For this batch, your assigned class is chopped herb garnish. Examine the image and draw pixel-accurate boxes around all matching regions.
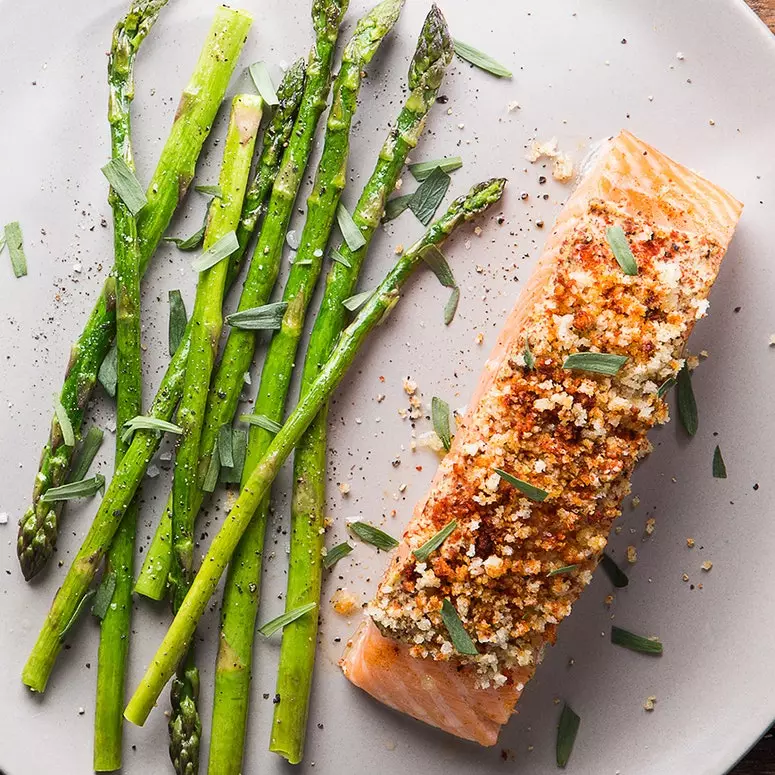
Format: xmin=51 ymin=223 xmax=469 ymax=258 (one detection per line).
xmin=194 ymin=184 xmax=222 ymax=198
xmin=226 ymin=301 xmax=288 ymax=330
xmin=611 ymin=625 xmax=663 ymax=655
xmin=59 ymin=589 xmax=97 ymax=643
xmin=220 ymin=428 xmax=247 ymax=484
xmin=101 ymin=157 xmax=147 ymax=215
xmin=409 ymin=166 xmax=450 ymax=225
xmin=40 ymin=474 xmax=105 ymax=503
xmin=494 ymin=468 xmax=548 ymax=502
xmin=563 ymin=352 xmax=628 ymax=376
xmin=168 ymin=289 xmax=188 ymax=356
xmin=330 ymin=247 xmax=352 ymax=268
xmin=422 ymin=245 xmax=460 ymax=325
xmin=337 ymin=202 xmax=366 ymax=250
xmin=440 ymin=599 xmax=479 ymax=655
xmin=54 ymin=396 xmax=75 ymax=447
xmin=444 ymin=286 xmax=461 ymax=326
xmin=677 ymin=364 xmax=698 ymax=436
xmin=342 ymin=289 xmax=373 ymax=313
xmin=4 ymin=221 xmax=27 ymax=277
xmin=249 ymin=62 xmax=279 ymax=106
xmin=600 ymin=552 xmax=629 ymax=588
xmin=523 ymin=339 xmax=535 ymax=370
xmin=240 ymin=413 xmax=282 ymax=434
xmin=712 ymin=445 xmax=727 ymax=478
xmin=121 ymin=416 xmax=183 ymax=445
xmin=98 ymin=343 xmax=118 ymax=398
xmin=453 ymin=39 xmax=512 ymax=78
xmin=409 ymin=156 xmax=463 ymax=182
xmin=202 ymin=450 xmax=220 ymax=493
xmin=413 ymin=520 xmax=457 ymax=563
xmin=192 ymin=230 xmax=239 ymax=272
xmin=383 ymin=193 xmax=414 ymax=222
xmin=323 ymin=542 xmax=353 ymax=570
xmin=605 ymin=225 xmax=638 ymax=276
xmin=657 ymin=376 xmax=676 ymax=398
xmin=431 ymin=396 xmax=452 ymax=452
xmin=218 ymin=425 xmax=234 ymax=468
xmin=556 ymin=703 xmax=581 ymax=768
xmin=164 ymin=212 xmax=207 ymax=251
xmin=258 ymin=601 xmax=317 ymax=638
xmin=91 ymin=572 xmax=117 ymax=620
xmin=68 ymin=426 xmax=104 ymax=484
xmin=548 ymin=564 xmax=579 ymax=577
xmin=349 ymin=521 xmax=399 ymax=551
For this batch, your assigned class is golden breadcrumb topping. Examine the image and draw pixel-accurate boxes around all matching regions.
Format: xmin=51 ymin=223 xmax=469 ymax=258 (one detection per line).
xmin=367 ymin=201 xmax=722 ymax=685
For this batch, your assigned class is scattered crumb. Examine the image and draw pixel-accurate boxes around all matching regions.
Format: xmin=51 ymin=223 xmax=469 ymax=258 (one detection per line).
xmin=686 ymin=537 xmax=695 ymax=548
xmin=644 ymin=518 xmax=656 ymax=536
xmin=526 ymin=137 xmax=574 ymax=181
xmin=631 ymin=495 xmax=640 ymax=508
xmin=402 ymin=378 xmax=417 ymax=396
xmin=376 ymin=393 xmax=385 ymax=403
xmin=769 ymin=334 xmax=775 ymax=347
xmin=626 ymin=545 xmax=638 ymax=564
xmin=604 ymin=594 xmax=614 ymax=607
xmin=507 ymin=100 xmax=520 ymax=112
xmin=416 ymin=431 xmax=444 ymax=453
xmin=676 ymin=51 xmax=685 ymax=60
xmin=0 ymin=512 xmax=8 ymax=525
xmin=701 ymin=560 xmax=713 ymax=572
xmin=474 ymin=226 xmax=483 ymax=237
xmin=337 ymin=482 xmax=350 ymax=496
xmin=394 ymin=244 xmax=404 ymax=255
xmin=644 ymin=696 xmax=657 ymax=712
xmin=331 ymin=588 xmax=358 ymax=616
xmin=682 ymin=573 xmax=690 ymax=582
xmin=475 ymin=332 xmax=484 ymax=345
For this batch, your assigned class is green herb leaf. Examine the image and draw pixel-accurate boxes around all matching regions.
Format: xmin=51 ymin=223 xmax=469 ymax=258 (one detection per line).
xmin=220 ymin=428 xmax=247 ymax=484
xmin=98 ymin=343 xmax=118 ymax=398
xmin=59 ymin=589 xmax=96 ymax=643
xmin=523 ymin=339 xmax=535 ymax=370
xmin=657 ymin=377 xmax=676 ymax=398
xmin=218 ymin=425 xmax=234 ymax=468
xmin=712 ymin=445 xmax=727 ymax=478
xmin=548 ymin=564 xmax=579 ymax=577
xmin=54 ymin=395 xmax=75 ymax=447
xmin=383 ymin=193 xmax=414 ymax=222
xmin=121 ymin=416 xmax=183 ymax=445
xmin=202 ymin=451 xmax=220 ymax=493
xmin=258 ymin=601 xmax=317 ymax=638
xmin=330 ymin=247 xmax=352 ymax=268
xmin=422 ymin=245 xmax=456 ymax=288
xmin=323 ymin=542 xmax=353 ymax=570
xmin=4 ymin=221 xmax=27 ymax=278
xmin=611 ymin=625 xmax=663 ymax=655
xmin=349 ymin=521 xmax=399 ymax=551
xmin=168 ymin=289 xmax=188 ymax=356
xmin=249 ymin=62 xmax=279 ymax=106
xmin=0 ymin=235 xmax=5 ymax=253
xmin=337 ymin=203 xmax=366 ymax=251
xmin=563 ymin=352 xmax=628 ymax=376
xmin=239 ymin=413 xmax=282 ymax=434
xmin=342 ymin=289 xmax=373 ymax=312
xmin=494 ymin=468 xmax=548 ymax=502
xmin=440 ymin=599 xmax=479 ymax=655
xmin=194 ymin=184 xmax=222 ymax=198
xmin=600 ymin=552 xmax=629 ymax=588
xmin=40 ymin=474 xmax=105 ymax=503
xmin=677 ymin=364 xmax=698 ymax=436
xmin=605 ymin=225 xmax=638 ymax=275
xmin=226 ymin=301 xmax=288 ymax=330
xmin=413 ymin=520 xmax=457 ymax=563
xmin=91 ymin=572 xmax=117 ymax=620
xmin=556 ymin=703 xmax=581 ymax=768
xmin=409 ymin=156 xmax=463 ymax=182
xmin=165 ymin=223 xmax=206 ymax=251
xmin=453 ymin=39 xmax=513 ymax=78
xmin=431 ymin=396 xmax=452 ymax=451
xmin=444 ymin=286 xmax=461 ymax=325
xmin=192 ymin=230 xmax=239 ymax=272
xmin=101 ymin=158 xmax=147 ymax=215
xmin=409 ymin=166 xmax=451 ymax=225
xmin=69 ymin=426 xmax=104 ymax=483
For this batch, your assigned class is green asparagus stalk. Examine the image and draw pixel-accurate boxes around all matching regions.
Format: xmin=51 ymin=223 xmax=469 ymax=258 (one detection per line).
xmin=124 ymin=177 xmax=507 ymax=727
xmin=134 ymin=60 xmax=307 ymax=602
xmin=93 ymin=1 xmax=163 ymax=770
xmin=23 ymin=334 xmax=191 ymax=694
xmin=270 ymin=6 xmax=453 ymax=762
xmin=17 ymin=5 xmax=253 ymax=581
xmin=167 ymin=93 xmax=263 ymax=775
xmin=208 ymin=4 xmax=403 ymax=771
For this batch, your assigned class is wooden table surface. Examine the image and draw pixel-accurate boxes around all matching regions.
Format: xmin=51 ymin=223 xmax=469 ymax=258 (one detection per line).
xmin=728 ymin=2 xmax=772 ymax=771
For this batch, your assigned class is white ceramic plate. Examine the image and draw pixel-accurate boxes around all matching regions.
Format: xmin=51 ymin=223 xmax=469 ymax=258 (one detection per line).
xmin=1 ymin=0 xmax=774 ymax=773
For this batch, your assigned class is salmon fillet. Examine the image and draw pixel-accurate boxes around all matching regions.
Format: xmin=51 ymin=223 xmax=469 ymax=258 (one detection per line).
xmin=340 ymin=131 xmax=743 ymax=746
